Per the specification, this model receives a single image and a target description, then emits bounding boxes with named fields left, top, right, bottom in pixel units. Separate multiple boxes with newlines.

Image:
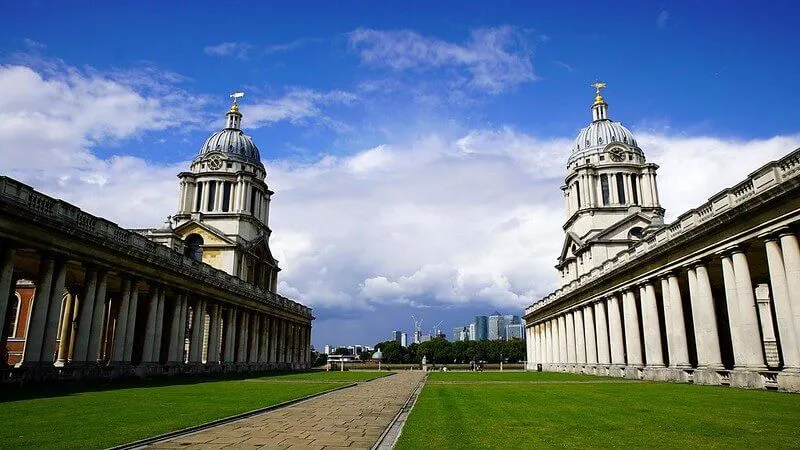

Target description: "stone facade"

left=524, top=86, right=800, bottom=392
left=0, top=99, right=313, bottom=382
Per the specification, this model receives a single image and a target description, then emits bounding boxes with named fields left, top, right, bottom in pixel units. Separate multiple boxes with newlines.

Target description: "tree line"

left=374, top=337, right=526, bottom=364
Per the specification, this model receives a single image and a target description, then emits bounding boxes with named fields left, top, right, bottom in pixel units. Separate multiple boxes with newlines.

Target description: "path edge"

left=372, top=372, right=428, bottom=450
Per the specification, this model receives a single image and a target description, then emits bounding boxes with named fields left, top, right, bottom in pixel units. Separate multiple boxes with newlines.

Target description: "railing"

left=526, top=147, right=800, bottom=316
left=0, top=176, right=312, bottom=318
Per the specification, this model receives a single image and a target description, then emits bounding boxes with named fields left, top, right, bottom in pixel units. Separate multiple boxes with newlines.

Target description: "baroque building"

left=0, top=96, right=312, bottom=380
left=524, top=84, right=800, bottom=392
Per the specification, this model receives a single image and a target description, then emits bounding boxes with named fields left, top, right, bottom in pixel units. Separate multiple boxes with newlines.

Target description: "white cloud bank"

left=1, top=62, right=798, bottom=319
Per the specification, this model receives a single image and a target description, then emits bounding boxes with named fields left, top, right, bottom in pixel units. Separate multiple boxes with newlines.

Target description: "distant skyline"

left=1, top=1, right=799, bottom=346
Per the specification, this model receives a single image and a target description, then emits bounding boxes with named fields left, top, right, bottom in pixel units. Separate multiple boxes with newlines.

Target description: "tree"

left=311, top=351, right=327, bottom=367
left=418, top=337, right=452, bottom=366
left=359, top=350, right=372, bottom=362
left=333, top=347, right=350, bottom=355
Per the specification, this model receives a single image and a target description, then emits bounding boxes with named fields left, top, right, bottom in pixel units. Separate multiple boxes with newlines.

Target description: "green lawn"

left=2, top=373, right=360, bottom=449
left=398, top=372, right=800, bottom=448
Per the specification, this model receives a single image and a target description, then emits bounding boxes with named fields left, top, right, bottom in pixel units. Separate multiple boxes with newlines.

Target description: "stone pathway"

left=148, top=371, right=426, bottom=450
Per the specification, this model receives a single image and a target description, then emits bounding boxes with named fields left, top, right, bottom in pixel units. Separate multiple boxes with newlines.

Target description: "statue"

left=421, top=355, right=427, bottom=365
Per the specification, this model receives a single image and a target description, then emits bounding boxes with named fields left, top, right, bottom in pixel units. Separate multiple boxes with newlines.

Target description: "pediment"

left=173, top=220, right=236, bottom=246
left=590, top=212, right=654, bottom=242
left=558, top=231, right=585, bottom=262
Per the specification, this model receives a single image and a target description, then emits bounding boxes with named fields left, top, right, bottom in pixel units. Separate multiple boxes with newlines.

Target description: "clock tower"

left=556, top=83, right=664, bottom=287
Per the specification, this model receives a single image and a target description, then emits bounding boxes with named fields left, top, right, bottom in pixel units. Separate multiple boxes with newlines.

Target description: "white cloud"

left=204, top=42, right=253, bottom=60
left=348, top=26, right=536, bottom=93
left=242, top=88, right=357, bottom=129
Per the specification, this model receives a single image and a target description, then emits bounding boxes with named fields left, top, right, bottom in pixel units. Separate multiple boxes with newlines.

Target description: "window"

left=207, top=182, right=217, bottom=211
left=629, top=227, right=644, bottom=241
left=600, top=174, right=610, bottom=205
left=631, top=174, right=639, bottom=204
left=600, top=155, right=605, bottom=161
left=575, top=181, right=581, bottom=207
left=194, top=183, right=203, bottom=211
left=250, top=189, right=258, bottom=214
left=598, top=137, right=603, bottom=144
left=616, top=173, right=626, bottom=204
left=184, top=234, right=204, bottom=262
left=222, top=182, right=231, bottom=212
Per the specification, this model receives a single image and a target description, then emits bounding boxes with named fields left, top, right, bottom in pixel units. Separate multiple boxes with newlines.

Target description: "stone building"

left=0, top=96, right=313, bottom=381
left=524, top=84, right=800, bottom=392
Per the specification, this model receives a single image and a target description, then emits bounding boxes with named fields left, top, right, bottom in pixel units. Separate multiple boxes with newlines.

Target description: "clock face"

left=207, top=155, right=224, bottom=170
left=609, top=148, right=624, bottom=162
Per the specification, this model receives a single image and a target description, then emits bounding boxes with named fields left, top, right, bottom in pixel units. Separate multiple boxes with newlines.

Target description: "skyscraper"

left=391, top=330, right=402, bottom=343
left=400, top=333, right=408, bottom=347
left=474, top=316, right=488, bottom=341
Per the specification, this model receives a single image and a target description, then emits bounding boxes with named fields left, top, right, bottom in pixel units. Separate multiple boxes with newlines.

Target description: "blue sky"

left=2, top=1, right=799, bottom=348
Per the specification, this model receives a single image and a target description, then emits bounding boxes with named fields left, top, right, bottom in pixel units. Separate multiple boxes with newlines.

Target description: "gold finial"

left=229, top=92, right=244, bottom=113
left=591, top=81, right=606, bottom=105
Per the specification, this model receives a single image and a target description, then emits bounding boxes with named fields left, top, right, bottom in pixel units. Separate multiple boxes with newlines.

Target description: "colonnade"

left=0, top=242, right=311, bottom=380
left=178, top=177, right=269, bottom=224
left=526, top=227, right=800, bottom=389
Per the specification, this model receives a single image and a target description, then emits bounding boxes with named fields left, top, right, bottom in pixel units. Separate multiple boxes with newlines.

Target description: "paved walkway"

left=149, top=371, right=426, bottom=450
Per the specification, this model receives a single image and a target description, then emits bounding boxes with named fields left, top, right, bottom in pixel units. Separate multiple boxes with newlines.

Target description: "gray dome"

left=568, top=120, right=638, bottom=165
left=198, top=128, right=262, bottom=166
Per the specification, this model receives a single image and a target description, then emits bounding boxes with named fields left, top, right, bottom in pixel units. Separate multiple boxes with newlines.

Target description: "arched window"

left=631, top=174, right=639, bottom=205
left=184, top=234, right=204, bottom=262
left=616, top=173, right=626, bottom=204
left=575, top=181, right=581, bottom=207
left=629, top=227, right=644, bottom=240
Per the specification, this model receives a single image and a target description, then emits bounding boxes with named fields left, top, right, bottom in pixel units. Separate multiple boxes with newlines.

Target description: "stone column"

left=622, top=290, right=643, bottom=366
left=142, top=285, right=160, bottom=363
left=545, top=320, right=553, bottom=365
left=666, top=273, right=690, bottom=367
left=56, top=290, right=76, bottom=365
left=122, top=280, right=139, bottom=363
left=249, top=312, right=260, bottom=363
left=224, top=307, right=236, bottom=363
left=237, top=310, right=249, bottom=363
left=565, top=312, right=576, bottom=365
left=85, top=270, right=108, bottom=363
left=269, top=316, right=279, bottom=363
left=40, top=259, right=67, bottom=363
left=595, top=300, right=611, bottom=365
left=259, top=315, right=269, bottom=363
left=167, top=293, right=185, bottom=363
left=779, top=230, right=800, bottom=336
left=574, top=308, right=586, bottom=365
left=189, top=299, right=205, bottom=363
left=0, top=246, right=15, bottom=351
left=207, top=303, right=221, bottom=364
left=607, top=295, right=625, bottom=366
left=721, top=247, right=766, bottom=370
left=151, top=286, right=166, bottom=363
left=640, top=282, right=664, bottom=367
left=687, top=262, right=723, bottom=369
left=557, top=315, right=567, bottom=365
left=22, top=255, right=55, bottom=364
left=754, top=284, right=781, bottom=368
left=111, top=278, right=132, bottom=363
left=764, top=235, right=800, bottom=369
left=584, top=304, right=598, bottom=365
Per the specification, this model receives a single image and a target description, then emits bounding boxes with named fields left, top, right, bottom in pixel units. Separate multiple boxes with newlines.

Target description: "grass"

left=397, top=372, right=800, bottom=449
left=1, top=371, right=385, bottom=449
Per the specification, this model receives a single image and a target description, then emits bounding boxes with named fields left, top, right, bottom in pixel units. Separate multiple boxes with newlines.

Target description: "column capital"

left=683, top=258, right=710, bottom=270
left=716, top=243, right=748, bottom=257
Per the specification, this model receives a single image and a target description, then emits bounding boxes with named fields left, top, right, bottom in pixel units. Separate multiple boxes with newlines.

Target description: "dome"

left=198, top=128, right=262, bottom=166
left=567, top=85, right=640, bottom=165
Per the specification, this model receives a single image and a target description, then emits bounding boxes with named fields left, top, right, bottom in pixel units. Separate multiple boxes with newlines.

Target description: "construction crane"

left=431, top=320, right=443, bottom=337
left=411, top=315, right=423, bottom=344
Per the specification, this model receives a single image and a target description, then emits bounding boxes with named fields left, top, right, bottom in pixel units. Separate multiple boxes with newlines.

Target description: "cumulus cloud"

left=204, top=42, right=253, bottom=60
left=348, top=26, right=536, bottom=93
left=0, top=61, right=198, bottom=224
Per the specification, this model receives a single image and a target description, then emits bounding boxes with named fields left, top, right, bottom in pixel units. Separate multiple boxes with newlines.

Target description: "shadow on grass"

left=2, top=369, right=322, bottom=403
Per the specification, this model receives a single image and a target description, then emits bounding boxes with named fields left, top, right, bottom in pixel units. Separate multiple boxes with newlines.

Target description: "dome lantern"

left=591, top=81, right=609, bottom=122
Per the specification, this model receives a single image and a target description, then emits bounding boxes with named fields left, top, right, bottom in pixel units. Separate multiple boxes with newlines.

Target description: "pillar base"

left=728, top=369, right=766, bottom=389
left=623, top=366, right=644, bottom=380
left=693, top=367, right=726, bottom=386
